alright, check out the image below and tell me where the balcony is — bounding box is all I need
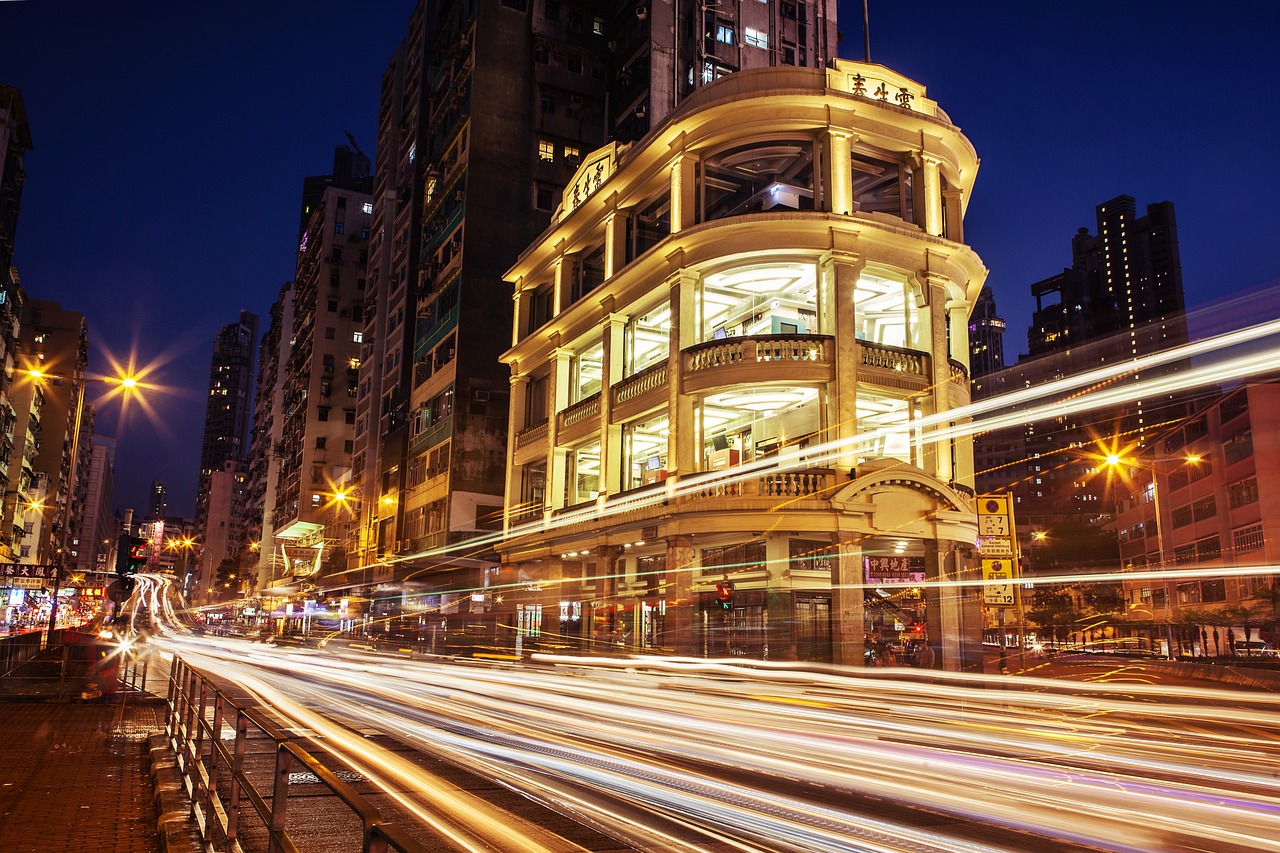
[611,361,668,422]
[683,334,833,395]
[556,392,601,445]
[534,467,838,540]
[857,341,930,393]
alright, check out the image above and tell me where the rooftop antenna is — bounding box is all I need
[863,0,871,62]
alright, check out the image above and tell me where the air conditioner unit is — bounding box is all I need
[473,389,490,402]
[634,105,647,119]
[635,6,647,19]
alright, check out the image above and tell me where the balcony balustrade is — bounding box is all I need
[683,334,833,394]
[556,392,601,443]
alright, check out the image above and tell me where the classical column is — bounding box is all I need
[823,129,855,216]
[946,297,975,488]
[822,245,866,475]
[923,539,983,672]
[831,533,865,666]
[670,152,698,233]
[593,544,625,648]
[599,312,626,495]
[916,153,944,237]
[604,208,629,279]
[504,373,530,527]
[665,535,697,656]
[942,187,965,243]
[921,272,953,483]
[511,280,532,345]
[667,269,698,476]
[545,347,572,510]
[764,536,794,659]
[552,246,576,315]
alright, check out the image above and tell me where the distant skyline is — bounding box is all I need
[3,1,1278,516]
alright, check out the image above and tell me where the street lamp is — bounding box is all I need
[28,368,141,636]
[1104,451,1203,659]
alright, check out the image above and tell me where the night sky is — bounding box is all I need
[3,1,1277,517]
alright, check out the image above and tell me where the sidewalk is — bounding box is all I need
[0,700,167,852]
[0,641,200,853]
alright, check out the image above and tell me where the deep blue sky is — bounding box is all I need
[3,1,1277,517]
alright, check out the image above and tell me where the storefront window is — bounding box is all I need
[565,439,601,506]
[573,341,603,402]
[624,302,670,375]
[701,262,818,342]
[622,413,668,490]
[702,387,821,467]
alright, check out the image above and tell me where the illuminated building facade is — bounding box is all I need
[246,282,292,592]
[0,84,31,306]
[350,0,840,610]
[1115,381,1280,649]
[270,183,371,592]
[4,300,88,568]
[499,62,986,666]
[192,311,257,578]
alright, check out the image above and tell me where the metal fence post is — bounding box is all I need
[267,745,292,853]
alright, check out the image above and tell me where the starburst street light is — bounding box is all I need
[25,367,145,633]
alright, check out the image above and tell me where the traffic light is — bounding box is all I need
[715,582,733,611]
[115,534,149,576]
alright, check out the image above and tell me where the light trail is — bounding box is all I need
[152,613,1280,853]
[354,317,1280,574]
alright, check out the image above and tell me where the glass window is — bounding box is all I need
[700,262,819,342]
[622,413,669,491]
[565,439,601,506]
[573,341,603,402]
[715,24,734,44]
[624,302,670,375]
[744,27,768,48]
[538,139,555,162]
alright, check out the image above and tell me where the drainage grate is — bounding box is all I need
[288,770,367,785]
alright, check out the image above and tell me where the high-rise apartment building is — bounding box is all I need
[982,196,1190,529]
[1114,381,1280,654]
[148,480,167,520]
[350,0,838,605]
[69,434,116,577]
[246,283,293,593]
[194,309,258,576]
[607,0,837,143]
[265,182,371,594]
[968,285,1005,396]
[0,85,31,563]
[0,84,32,300]
[4,300,88,567]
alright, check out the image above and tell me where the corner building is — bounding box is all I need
[500,62,987,667]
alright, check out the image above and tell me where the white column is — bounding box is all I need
[824,129,855,216]
[599,312,626,496]
[670,153,698,234]
[667,269,698,475]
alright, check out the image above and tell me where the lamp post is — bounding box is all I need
[1105,451,1202,659]
[32,369,138,637]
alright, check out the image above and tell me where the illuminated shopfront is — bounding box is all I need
[500,61,986,668]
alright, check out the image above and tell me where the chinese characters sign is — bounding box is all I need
[0,564,55,589]
[864,555,924,585]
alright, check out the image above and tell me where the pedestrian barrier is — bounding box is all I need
[166,655,428,853]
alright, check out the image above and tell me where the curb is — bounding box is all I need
[149,732,205,853]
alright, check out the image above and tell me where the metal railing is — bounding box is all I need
[167,656,428,853]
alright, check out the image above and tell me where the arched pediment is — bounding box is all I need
[830,460,975,539]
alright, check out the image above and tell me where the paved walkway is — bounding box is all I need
[0,699,169,852]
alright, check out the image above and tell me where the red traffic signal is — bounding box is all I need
[115,534,150,576]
